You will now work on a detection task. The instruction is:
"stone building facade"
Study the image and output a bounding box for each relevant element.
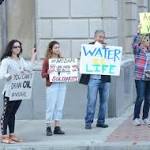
[0,0,150,59]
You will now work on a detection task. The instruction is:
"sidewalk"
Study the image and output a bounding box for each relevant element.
[1,106,150,150]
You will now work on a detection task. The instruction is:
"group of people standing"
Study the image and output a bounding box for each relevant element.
[41,31,111,138]
[0,28,149,144]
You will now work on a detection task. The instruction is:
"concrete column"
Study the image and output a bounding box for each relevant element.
[117,0,125,49]
[7,0,35,59]
[0,5,2,55]
[0,0,8,56]
[138,0,149,12]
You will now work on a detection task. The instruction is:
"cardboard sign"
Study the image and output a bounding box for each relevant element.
[140,12,150,34]
[9,72,33,101]
[80,44,122,76]
[49,58,79,82]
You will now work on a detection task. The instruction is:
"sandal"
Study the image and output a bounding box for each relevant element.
[1,136,16,144]
[9,135,23,143]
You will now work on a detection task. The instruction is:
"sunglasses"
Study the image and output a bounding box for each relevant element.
[13,46,21,49]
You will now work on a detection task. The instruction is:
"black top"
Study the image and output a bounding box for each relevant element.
[79,42,111,85]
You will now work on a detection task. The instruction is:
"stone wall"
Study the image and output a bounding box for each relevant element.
[36,0,149,59]
[0,0,149,58]
[0,5,2,55]
[0,0,35,59]
[36,0,119,59]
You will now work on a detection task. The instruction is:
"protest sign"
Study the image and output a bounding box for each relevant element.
[49,58,79,82]
[80,44,122,76]
[9,72,33,101]
[140,12,150,34]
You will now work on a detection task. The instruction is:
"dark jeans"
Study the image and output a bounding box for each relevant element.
[133,80,150,120]
[85,79,110,125]
[1,94,22,135]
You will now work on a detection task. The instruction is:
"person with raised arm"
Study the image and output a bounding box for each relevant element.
[0,39,36,144]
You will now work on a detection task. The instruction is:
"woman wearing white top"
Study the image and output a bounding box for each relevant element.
[0,40,36,144]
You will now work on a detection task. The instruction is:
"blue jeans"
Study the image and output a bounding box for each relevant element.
[85,79,110,125]
[133,80,150,120]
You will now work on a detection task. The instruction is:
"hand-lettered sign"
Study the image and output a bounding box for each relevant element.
[9,72,33,101]
[49,58,79,82]
[80,44,122,76]
[140,12,150,34]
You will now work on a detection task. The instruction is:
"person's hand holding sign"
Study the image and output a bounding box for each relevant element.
[48,65,55,75]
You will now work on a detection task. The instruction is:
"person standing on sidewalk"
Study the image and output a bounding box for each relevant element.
[0,39,36,144]
[41,41,66,136]
[132,31,150,126]
[80,30,111,129]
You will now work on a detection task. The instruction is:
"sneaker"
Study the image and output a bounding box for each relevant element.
[133,118,141,126]
[54,126,65,135]
[46,127,53,136]
[143,119,150,125]
[96,123,109,128]
[85,124,92,129]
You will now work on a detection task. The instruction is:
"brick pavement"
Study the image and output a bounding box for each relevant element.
[107,116,150,143]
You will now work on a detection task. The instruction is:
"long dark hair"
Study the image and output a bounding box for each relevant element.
[46,41,61,59]
[1,39,23,61]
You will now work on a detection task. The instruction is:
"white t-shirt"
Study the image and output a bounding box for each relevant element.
[0,57,32,97]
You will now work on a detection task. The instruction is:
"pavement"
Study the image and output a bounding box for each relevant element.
[0,106,150,150]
